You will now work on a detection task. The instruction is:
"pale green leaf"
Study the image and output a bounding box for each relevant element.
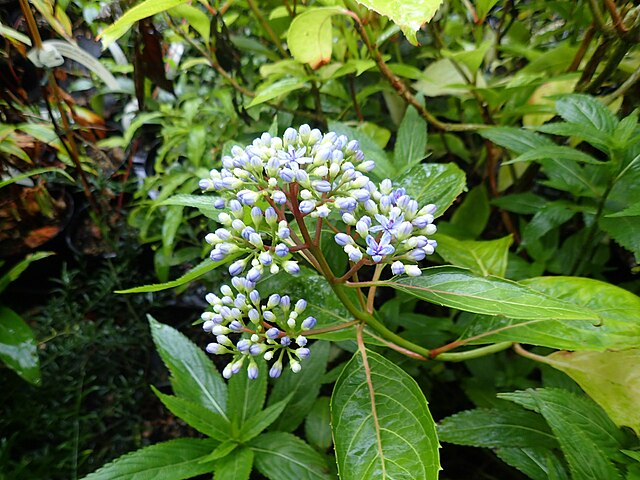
[0,167,74,190]
[287,7,347,68]
[395,100,427,171]
[332,349,440,479]
[248,78,309,108]
[434,234,512,277]
[169,5,210,43]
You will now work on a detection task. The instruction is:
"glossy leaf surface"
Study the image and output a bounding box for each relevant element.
[0,306,40,385]
[397,163,466,217]
[214,447,253,480]
[434,234,512,277]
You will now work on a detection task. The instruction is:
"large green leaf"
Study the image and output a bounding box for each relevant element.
[499,388,624,479]
[267,341,330,432]
[99,0,188,48]
[555,94,618,134]
[355,0,444,45]
[227,359,267,428]
[287,7,347,68]
[158,193,222,218]
[449,184,490,238]
[214,447,253,480]
[81,438,218,480]
[397,163,466,217]
[331,349,439,480]
[248,78,309,108]
[438,407,557,448]
[151,387,229,441]
[328,120,394,180]
[250,432,332,480]
[148,317,228,419]
[600,215,640,261]
[496,447,569,480]
[504,146,604,165]
[305,397,333,451]
[239,395,292,442]
[395,101,427,172]
[389,266,598,321]
[461,276,640,350]
[479,127,554,154]
[0,306,40,385]
[434,234,512,276]
[543,350,640,435]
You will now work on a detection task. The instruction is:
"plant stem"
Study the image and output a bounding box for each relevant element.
[434,342,513,362]
[305,320,360,336]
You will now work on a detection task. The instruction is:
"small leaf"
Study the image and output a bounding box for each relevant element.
[0,306,40,385]
[555,94,618,134]
[214,447,253,480]
[251,432,332,480]
[332,349,440,480]
[504,146,604,165]
[389,266,598,321]
[305,397,332,451]
[496,447,569,480]
[98,0,189,49]
[356,0,444,45]
[151,387,230,441]
[239,395,293,442]
[287,7,347,68]
[397,162,466,217]
[599,215,640,261]
[438,407,557,448]
[395,101,427,171]
[479,127,553,154]
[434,234,512,277]
[543,350,640,435]
[227,360,267,428]
[148,317,228,419]
[0,167,74,190]
[157,193,223,217]
[81,438,218,480]
[248,78,309,108]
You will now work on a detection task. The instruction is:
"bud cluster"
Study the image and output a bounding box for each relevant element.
[202,277,316,379]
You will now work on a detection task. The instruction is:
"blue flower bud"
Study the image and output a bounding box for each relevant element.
[249,290,260,304]
[312,180,332,193]
[342,212,357,225]
[215,228,231,240]
[334,233,353,246]
[229,199,243,213]
[295,299,307,313]
[202,320,215,332]
[229,320,243,331]
[206,343,228,354]
[214,198,226,209]
[275,243,289,257]
[283,127,297,143]
[280,336,291,346]
[299,200,316,214]
[296,348,311,359]
[265,207,278,225]
[279,168,295,182]
[266,327,281,339]
[283,261,300,275]
[229,259,246,276]
[237,339,251,353]
[272,191,287,204]
[267,294,281,309]
[246,267,262,282]
[259,251,273,266]
[248,308,260,323]
[247,363,260,379]
[336,197,357,212]
[269,362,283,378]
[280,295,291,309]
[249,232,263,248]
[277,227,290,240]
[249,344,265,356]
[210,249,226,262]
[391,261,405,275]
[263,310,276,322]
[199,179,212,190]
[296,335,307,347]
[251,206,263,225]
[407,248,426,261]
[301,316,317,329]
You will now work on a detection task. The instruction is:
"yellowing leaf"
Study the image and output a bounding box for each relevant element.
[355,0,443,45]
[287,7,347,69]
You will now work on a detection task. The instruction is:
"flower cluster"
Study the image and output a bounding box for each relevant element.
[199,125,438,378]
[201,277,316,379]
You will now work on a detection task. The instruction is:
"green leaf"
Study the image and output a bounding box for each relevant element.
[305,397,332,451]
[397,162,466,217]
[395,102,427,172]
[0,306,40,385]
[479,127,554,154]
[148,317,228,419]
[355,0,444,45]
[504,146,604,165]
[0,167,74,190]
[200,440,238,462]
[0,251,54,294]
[496,447,569,480]
[475,0,499,21]
[332,349,439,479]
[605,201,640,217]
[267,341,330,431]
[287,7,347,68]
[450,184,490,238]
[227,359,267,428]
[214,447,253,480]
[239,395,293,442]
[248,78,309,108]
[434,234,512,277]
[151,387,230,441]
[522,202,576,247]
[157,193,222,217]
[251,432,332,480]
[542,350,640,435]
[169,5,210,43]
[389,266,598,321]
[499,388,624,479]
[438,407,557,448]
[555,94,618,134]
[328,120,394,180]
[535,122,612,153]
[116,256,238,293]
[600,215,640,261]
[99,0,188,49]
[81,438,218,480]
[491,192,547,215]
[461,276,640,351]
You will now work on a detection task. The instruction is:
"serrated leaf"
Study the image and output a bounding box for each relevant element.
[600,215,640,261]
[117,256,238,293]
[151,387,229,441]
[496,447,569,480]
[498,388,624,479]
[504,146,604,165]
[461,276,640,351]
[248,78,309,108]
[479,127,554,154]
[395,101,427,172]
[356,0,443,45]
[81,438,218,480]
[0,306,40,385]
[267,341,330,432]
[214,447,253,480]
[438,407,557,448]
[543,350,640,435]
[331,349,439,480]
[555,94,618,134]
[239,395,293,442]
[227,359,267,428]
[148,317,228,419]
[251,432,332,480]
[287,7,347,68]
[305,397,332,450]
[397,162,466,217]
[434,234,512,277]
[98,0,188,49]
[389,266,598,320]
